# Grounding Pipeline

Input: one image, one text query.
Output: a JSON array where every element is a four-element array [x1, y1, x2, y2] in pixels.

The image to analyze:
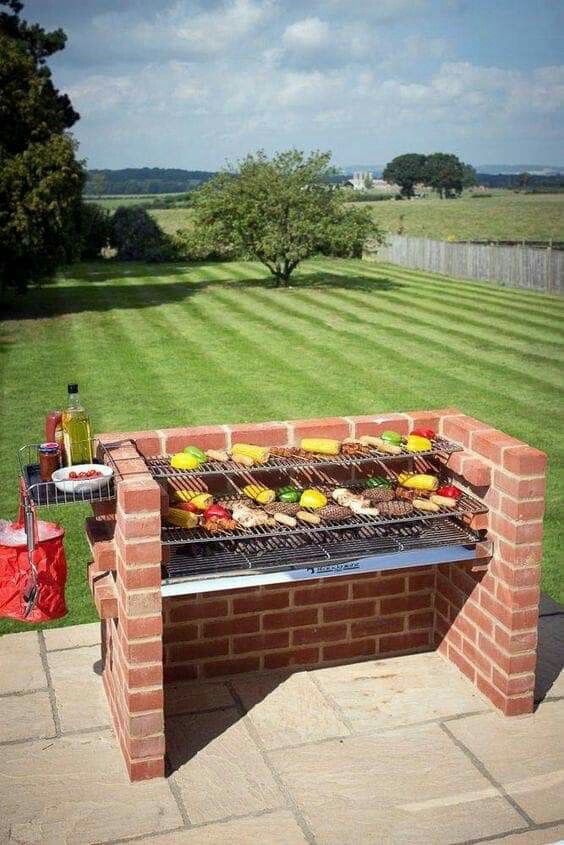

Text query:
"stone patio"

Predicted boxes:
[[0, 596, 562, 845]]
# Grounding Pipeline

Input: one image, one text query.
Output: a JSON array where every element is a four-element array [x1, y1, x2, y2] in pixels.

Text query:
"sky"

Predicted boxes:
[[22, 0, 564, 170]]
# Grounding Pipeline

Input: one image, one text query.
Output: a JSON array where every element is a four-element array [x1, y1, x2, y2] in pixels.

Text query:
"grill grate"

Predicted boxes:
[[146, 435, 461, 481], [163, 517, 481, 580]]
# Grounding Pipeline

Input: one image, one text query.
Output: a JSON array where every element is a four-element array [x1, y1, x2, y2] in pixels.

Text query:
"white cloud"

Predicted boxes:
[[283, 17, 330, 50]]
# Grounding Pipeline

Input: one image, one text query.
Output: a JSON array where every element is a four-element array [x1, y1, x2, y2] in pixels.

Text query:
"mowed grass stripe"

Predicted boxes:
[[312, 260, 564, 342], [224, 261, 564, 399], [247, 284, 559, 420], [317, 286, 564, 393], [337, 259, 564, 321]]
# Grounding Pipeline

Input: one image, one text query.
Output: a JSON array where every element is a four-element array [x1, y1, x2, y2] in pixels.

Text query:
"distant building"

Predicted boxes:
[[350, 171, 373, 190]]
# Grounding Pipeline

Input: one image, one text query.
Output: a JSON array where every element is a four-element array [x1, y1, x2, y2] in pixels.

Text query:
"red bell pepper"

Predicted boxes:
[[412, 427, 435, 439], [436, 484, 461, 500], [204, 504, 231, 520]]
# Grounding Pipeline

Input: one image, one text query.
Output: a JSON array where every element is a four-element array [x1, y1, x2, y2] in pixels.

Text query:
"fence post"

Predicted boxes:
[[546, 240, 553, 293]]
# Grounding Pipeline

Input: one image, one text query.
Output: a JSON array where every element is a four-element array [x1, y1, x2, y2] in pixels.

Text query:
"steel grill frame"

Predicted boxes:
[[145, 435, 487, 584]]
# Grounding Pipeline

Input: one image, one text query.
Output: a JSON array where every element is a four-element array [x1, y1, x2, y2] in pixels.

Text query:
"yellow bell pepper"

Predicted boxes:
[[398, 473, 438, 491], [299, 488, 328, 509], [406, 434, 433, 453], [243, 484, 276, 504], [170, 452, 201, 470]]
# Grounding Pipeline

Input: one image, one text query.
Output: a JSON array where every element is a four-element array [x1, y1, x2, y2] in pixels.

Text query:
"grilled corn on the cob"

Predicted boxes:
[[300, 438, 340, 456], [231, 443, 270, 464]]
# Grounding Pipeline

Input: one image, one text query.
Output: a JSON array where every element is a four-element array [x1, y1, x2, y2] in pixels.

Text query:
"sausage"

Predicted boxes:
[[296, 510, 321, 525], [273, 512, 297, 528]]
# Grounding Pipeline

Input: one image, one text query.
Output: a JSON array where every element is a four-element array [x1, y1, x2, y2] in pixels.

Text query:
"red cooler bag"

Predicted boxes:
[[0, 497, 67, 623]]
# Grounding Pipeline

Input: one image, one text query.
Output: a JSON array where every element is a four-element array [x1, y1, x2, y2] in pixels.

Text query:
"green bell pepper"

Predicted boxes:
[[365, 475, 393, 489], [380, 431, 403, 446], [277, 485, 301, 503], [183, 445, 207, 462]]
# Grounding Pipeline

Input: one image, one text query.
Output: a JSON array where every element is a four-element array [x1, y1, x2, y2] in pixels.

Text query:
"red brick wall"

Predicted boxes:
[[434, 411, 546, 716], [162, 568, 436, 681], [91, 408, 546, 782]]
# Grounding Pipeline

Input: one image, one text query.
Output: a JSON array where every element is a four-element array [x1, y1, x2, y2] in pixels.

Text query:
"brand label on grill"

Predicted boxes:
[[307, 561, 362, 575]]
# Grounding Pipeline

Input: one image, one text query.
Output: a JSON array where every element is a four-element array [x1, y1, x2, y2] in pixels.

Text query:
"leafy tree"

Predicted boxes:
[[383, 154, 427, 197], [517, 171, 530, 191], [191, 149, 382, 286], [0, 0, 84, 293], [79, 203, 112, 259], [111, 206, 173, 261], [461, 163, 478, 189], [423, 153, 465, 198]]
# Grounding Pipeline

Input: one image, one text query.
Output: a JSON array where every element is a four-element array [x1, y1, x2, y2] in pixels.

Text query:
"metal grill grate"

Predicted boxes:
[[163, 517, 481, 581], [146, 435, 461, 481]]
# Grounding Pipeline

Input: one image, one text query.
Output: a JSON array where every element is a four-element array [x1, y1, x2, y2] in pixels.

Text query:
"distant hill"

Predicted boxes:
[[85, 167, 217, 196], [476, 164, 564, 175]]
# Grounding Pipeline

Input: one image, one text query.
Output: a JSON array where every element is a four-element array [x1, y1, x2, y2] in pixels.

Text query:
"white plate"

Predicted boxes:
[[51, 464, 113, 494]]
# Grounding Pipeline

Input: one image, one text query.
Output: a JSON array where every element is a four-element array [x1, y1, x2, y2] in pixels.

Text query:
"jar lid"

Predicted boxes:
[[39, 442, 60, 453]]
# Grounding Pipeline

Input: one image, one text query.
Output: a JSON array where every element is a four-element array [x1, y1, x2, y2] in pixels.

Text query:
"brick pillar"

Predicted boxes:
[[100, 444, 165, 781], [433, 411, 546, 716]]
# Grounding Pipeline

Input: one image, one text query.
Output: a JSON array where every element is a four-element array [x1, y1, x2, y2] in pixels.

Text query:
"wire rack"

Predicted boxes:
[[163, 518, 481, 580], [18, 441, 119, 507], [146, 435, 461, 481]]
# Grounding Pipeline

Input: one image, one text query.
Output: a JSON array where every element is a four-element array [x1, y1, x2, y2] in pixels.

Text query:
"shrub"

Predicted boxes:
[[111, 206, 175, 261], [172, 226, 237, 261], [79, 203, 112, 258]]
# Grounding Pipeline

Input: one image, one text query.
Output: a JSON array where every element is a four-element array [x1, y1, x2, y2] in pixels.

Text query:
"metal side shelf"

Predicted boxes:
[[18, 443, 117, 507], [161, 518, 485, 597]]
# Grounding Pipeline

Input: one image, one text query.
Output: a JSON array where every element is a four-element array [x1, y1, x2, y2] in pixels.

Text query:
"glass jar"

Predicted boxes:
[[39, 442, 61, 481]]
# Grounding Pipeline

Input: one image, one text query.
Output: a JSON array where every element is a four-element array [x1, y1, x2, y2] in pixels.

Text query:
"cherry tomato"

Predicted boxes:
[[69, 471, 77, 479]]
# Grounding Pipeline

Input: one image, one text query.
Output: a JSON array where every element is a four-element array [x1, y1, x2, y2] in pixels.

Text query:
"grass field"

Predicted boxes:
[[1, 257, 562, 635], [149, 192, 564, 243], [86, 193, 186, 210]]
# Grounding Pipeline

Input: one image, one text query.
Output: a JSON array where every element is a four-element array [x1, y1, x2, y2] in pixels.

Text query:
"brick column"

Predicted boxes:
[[432, 410, 546, 716], [98, 442, 165, 781]]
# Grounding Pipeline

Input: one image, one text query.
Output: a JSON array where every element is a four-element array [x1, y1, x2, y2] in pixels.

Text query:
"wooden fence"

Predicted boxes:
[[364, 235, 564, 294]]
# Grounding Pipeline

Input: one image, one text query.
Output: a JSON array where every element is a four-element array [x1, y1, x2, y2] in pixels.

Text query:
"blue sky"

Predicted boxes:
[[24, 0, 564, 169]]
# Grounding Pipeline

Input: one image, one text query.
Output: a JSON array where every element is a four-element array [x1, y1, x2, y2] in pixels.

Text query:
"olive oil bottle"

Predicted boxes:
[[62, 383, 93, 465]]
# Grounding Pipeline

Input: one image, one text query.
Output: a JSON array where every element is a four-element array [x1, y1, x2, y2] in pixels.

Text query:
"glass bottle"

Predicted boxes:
[[62, 383, 93, 465]]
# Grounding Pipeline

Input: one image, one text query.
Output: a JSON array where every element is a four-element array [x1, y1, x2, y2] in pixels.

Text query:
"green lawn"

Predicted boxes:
[[1, 257, 562, 634], [150, 192, 564, 242]]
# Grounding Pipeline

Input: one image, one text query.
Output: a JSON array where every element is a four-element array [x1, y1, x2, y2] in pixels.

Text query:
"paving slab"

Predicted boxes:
[[0, 631, 45, 694], [535, 613, 564, 701], [127, 809, 309, 844], [539, 594, 564, 616], [448, 700, 564, 825], [233, 671, 349, 750], [0, 730, 183, 844], [167, 707, 284, 824], [165, 680, 234, 715], [269, 722, 524, 844], [489, 825, 564, 844], [0, 690, 56, 743], [47, 644, 110, 732], [43, 622, 101, 651], [310, 652, 484, 733]]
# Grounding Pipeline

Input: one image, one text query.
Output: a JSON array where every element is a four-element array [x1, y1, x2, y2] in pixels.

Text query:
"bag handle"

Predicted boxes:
[[17, 478, 39, 545]]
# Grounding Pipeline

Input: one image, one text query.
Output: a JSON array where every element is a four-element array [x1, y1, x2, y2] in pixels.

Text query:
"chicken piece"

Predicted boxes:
[[232, 502, 270, 528]]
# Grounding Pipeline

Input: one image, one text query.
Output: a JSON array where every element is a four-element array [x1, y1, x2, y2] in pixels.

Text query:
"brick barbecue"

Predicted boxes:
[[84, 409, 546, 781]]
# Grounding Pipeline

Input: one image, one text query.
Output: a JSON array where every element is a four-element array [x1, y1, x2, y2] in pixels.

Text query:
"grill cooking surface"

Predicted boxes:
[[147, 435, 460, 480], [163, 518, 480, 581]]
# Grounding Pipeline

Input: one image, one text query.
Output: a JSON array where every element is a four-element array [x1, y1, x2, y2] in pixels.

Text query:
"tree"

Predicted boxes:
[[423, 153, 465, 198], [191, 149, 382, 286], [383, 154, 427, 197], [517, 171, 530, 191], [111, 206, 173, 261], [0, 0, 84, 293], [461, 162, 478, 189]]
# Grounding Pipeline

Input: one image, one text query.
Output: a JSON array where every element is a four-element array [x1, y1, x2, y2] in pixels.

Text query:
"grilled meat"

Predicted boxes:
[[264, 502, 301, 515], [364, 487, 395, 503], [203, 516, 237, 533], [318, 505, 352, 522], [378, 500, 414, 517]]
